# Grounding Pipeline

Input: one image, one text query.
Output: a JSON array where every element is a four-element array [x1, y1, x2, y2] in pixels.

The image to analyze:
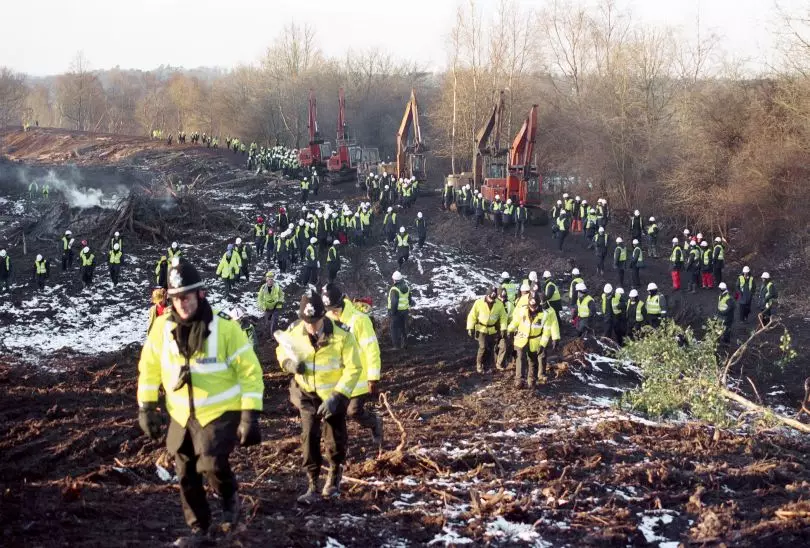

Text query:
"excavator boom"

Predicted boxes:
[[473, 90, 506, 187], [394, 89, 427, 181]]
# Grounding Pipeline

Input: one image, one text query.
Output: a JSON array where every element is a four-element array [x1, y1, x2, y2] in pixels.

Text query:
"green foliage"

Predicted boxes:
[[776, 331, 798, 368], [617, 319, 731, 426]]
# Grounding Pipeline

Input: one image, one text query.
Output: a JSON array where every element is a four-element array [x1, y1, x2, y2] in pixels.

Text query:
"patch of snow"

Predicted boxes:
[[427, 527, 474, 546], [637, 510, 678, 544], [156, 464, 176, 482], [485, 517, 549, 545], [324, 537, 346, 548]]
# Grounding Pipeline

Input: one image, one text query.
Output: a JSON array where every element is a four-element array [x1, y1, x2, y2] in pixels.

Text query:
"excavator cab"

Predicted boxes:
[[410, 153, 426, 181]]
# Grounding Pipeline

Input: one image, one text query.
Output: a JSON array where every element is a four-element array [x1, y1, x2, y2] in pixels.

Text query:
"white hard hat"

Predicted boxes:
[[582, 199, 588, 205], [417, 212, 423, 218], [647, 282, 657, 291], [615, 287, 625, 295], [0, 250, 5, 257], [575, 195, 580, 201], [65, 230, 72, 235], [501, 271, 509, 279], [399, 226, 405, 233], [171, 241, 178, 248], [649, 217, 655, 222], [495, 194, 501, 200], [563, 193, 569, 198], [392, 271, 403, 281], [529, 271, 538, 282], [557, 200, 562, 205], [36, 254, 43, 261], [387, 207, 393, 212], [742, 266, 750, 274], [683, 229, 690, 235], [616, 237, 623, 244], [299, 219, 305, 226], [700, 241, 708, 247], [333, 240, 340, 245], [629, 289, 639, 298], [506, 199, 512, 205], [598, 227, 605, 233], [383, 171, 387, 176], [672, 237, 679, 244], [82, 246, 90, 254], [235, 237, 242, 245], [761, 272, 770, 279], [228, 307, 245, 321], [542, 270, 551, 278], [310, 237, 317, 244], [603, 283, 613, 294], [114, 231, 120, 237], [113, 243, 120, 250], [384, 185, 389, 190], [572, 268, 580, 276], [575, 282, 587, 292], [478, 193, 483, 198], [715, 237, 722, 243], [632, 239, 639, 245], [697, 232, 703, 239], [634, 210, 640, 216], [520, 282, 531, 292], [718, 282, 727, 290]]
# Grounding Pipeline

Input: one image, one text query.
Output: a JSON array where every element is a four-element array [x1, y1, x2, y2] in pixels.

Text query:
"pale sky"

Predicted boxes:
[[0, 0, 790, 75]]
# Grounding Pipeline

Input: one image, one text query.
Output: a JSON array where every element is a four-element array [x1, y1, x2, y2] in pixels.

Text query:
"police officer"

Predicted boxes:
[[275, 290, 362, 504], [108, 243, 122, 286], [257, 271, 285, 334], [137, 258, 263, 541], [574, 283, 597, 338], [717, 282, 735, 345], [388, 271, 413, 349], [735, 266, 755, 322], [415, 212, 427, 248], [613, 237, 627, 287], [466, 286, 508, 373]]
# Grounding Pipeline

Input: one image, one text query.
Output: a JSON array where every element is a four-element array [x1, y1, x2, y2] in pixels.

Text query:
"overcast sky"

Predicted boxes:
[[0, 0, 790, 75]]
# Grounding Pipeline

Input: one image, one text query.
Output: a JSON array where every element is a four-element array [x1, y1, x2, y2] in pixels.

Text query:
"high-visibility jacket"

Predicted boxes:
[[611, 293, 625, 316], [360, 211, 372, 227], [646, 294, 664, 316], [35, 258, 47, 274], [647, 223, 659, 237], [544, 281, 561, 303], [109, 250, 122, 264], [713, 244, 725, 262], [110, 237, 123, 252], [501, 282, 518, 303], [1, 255, 9, 274], [702, 248, 713, 267], [718, 293, 732, 314], [383, 212, 398, 227], [508, 308, 545, 352], [627, 300, 646, 323], [515, 206, 528, 223], [503, 204, 514, 218], [137, 311, 264, 427], [388, 282, 411, 312], [614, 245, 627, 264], [576, 294, 595, 318], [569, 277, 584, 301], [556, 216, 568, 232], [62, 236, 74, 251], [257, 283, 284, 311], [305, 244, 317, 266], [337, 299, 381, 397], [236, 244, 250, 261], [564, 198, 574, 211], [687, 247, 701, 270], [671, 245, 683, 267], [81, 253, 95, 267], [491, 200, 503, 212], [736, 275, 754, 304], [466, 298, 507, 335], [585, 212, 599, 230], [551, 205, 562, 218], [216, 252, 240, 279], [327, 245, 339, 263], [601, 293, 612, 316], [167, 247, 181, 259], [594, 232, 609, 249], [631, 246, 644, 267], [540, 307, 561, 347], [760, 281, 777, 309], [275, 318, 362, 401], [396, 233, 410, 248]]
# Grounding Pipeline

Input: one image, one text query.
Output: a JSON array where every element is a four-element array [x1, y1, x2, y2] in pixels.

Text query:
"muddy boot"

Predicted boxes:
[[297, 475, 321, 505], [476, 363, 484, 374], [322, 464, 343, 499], [220, 495, 241, 532], [173, 526, 211, 547], [514, 377, 524, 389], [371, 415, 384, 447]]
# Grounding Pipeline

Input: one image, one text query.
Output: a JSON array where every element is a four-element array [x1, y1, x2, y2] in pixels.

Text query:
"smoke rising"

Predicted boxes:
[[2, 164, 129, 209]]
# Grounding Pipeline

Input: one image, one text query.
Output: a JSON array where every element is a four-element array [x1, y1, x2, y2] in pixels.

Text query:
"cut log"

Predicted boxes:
[[721, 388, 810, 434]]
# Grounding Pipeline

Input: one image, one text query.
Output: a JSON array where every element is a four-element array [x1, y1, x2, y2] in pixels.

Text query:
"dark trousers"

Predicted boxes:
[[62, 250, 73, 271], [290, 380, 348, 477], [169, 413, 240, 530], [110, 264, 120, 285], [397, 249, 409, 267], [390, 312, 407, 349], [515, 347, 542, 384], [495, 335, 511, 370], [36, 274, 46, 289], [347, 394, 379, 431], [597, 252, 606, 273], [327, 263, 339, 283], [301, 190, 309, 203], [616, 266, 625, 287], [418, 235, 426, 248], [739, 302, 751, 322], [81, 266, 93, 287], [263, 309, 279, 334], [713, 263, 723, 285], [255, 238, 264, 256], [475, 332, 496, 370], [557, 231, 568, 250], [631, 267, 641, 288]]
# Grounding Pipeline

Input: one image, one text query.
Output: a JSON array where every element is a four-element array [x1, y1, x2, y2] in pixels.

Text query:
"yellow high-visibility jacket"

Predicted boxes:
[[466, 298, 507, 335], [336, 298, 381, 397], [540, 307, 561, 347], [276, 318, 362, 401], [508, 307, 545, 352], [216, 252, 241, 280], [137, 311, 264, 427]]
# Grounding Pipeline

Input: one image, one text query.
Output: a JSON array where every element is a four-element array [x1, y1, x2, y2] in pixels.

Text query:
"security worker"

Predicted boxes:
[[735, 266, 755, 322], [155, 255, 169, 288], [594, 227, 609, 275], [442, 180, 455, 210], [645, 282, 666, 328], [613, 237, 627, 287], [326, 240, 341, 282], [0, 249, 11, 292], [275, 290, 362, 504], [537, 296, 560, 381], [109, 243, 122, 286], [415, 212, 427, 248], [626, 289, 646, 337], [216, 244, 241, 295], [630, 209, 643, 241], [610, 287, 627, 345], [137, 258, 263, 540], [322, 284, 384, 446], [712, 237, 725, 285], [717, 282, 735, 345], [383, 207, 398, 243], [700, 240, 713, 288], [759, 272, 777, 326], [495, 288, 515, 370], [168, 241, 182, 260], [234, 238, 251, 282], [514, 201, 528, 237], [257, 271, 285, 334], [61, 230, 75, 271], [556, 210, 570, 250], [509, 296, 545, 388], [541, 271, 562, 315], [670, 237, 684, 290], [599, 284, 614, 338], [568, 268, 584, 304], [646, 217, 659, 258], [395, 227, 410, 267], [34, 254, 49, 289], [574, 283, 597, 338], [80, 246, 95, 289], [301, 237, 319, 285], [254, 216, 267, 257], [110, 231, 123, 254], [686, 241, 701, 293], [500, 272, 518, 304], [466, 287, 508, 373], [629, 239, 644, 288], [387, 271, 412, 349]]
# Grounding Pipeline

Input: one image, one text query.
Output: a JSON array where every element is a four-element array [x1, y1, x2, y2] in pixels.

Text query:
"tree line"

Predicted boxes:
[[3, 0, 810, 256]]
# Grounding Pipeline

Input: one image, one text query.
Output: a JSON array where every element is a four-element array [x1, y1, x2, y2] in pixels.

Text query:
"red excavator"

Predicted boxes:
[[326, 88, 360, 184], [480, 104, 545, 222], [298, 89, 330, 173], [380, 89, 427, 182]]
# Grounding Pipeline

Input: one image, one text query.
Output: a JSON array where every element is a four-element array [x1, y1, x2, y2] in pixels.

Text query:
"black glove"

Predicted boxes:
[[282, 359, 305, 374], [467, 329, 475, 338], [138, 402, 162, 440], [237, 410, 262, 447], [317, 392, 349, 418]]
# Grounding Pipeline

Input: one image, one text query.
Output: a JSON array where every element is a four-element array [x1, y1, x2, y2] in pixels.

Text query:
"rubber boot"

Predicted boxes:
[[322, 464, 343, 499], [174, 526, 211, 547], [371, 415, 384, 447], [221, 495, 241, 532], [297, 475, 321, 505]]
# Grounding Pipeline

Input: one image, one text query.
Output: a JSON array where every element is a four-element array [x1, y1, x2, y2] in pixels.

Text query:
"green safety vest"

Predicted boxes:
[[714, 244, 724, 262], [577, 295, 594, 318], [327, 246, 338, 262], [35, 259, 47, 274], [109, 250, 122, 264], [611, 293, 623, 315], [671, 245, 683, 263], [615, 246, 627, 262], [501, 282, 518, 302], [556, 217, 567, 231], [738, 275, 753, 292], [396, 233, 409, 247], [646, 294, 662, 315], [301, 180, 310, 190], [628, 300, 645, 322], [569, 277, 584, 300], [388, 285, 410, 311], [632, 247, 644, 266], [718, 293, 731, 313], [545, 281, 561, 302], [81, 253, 95, 267]]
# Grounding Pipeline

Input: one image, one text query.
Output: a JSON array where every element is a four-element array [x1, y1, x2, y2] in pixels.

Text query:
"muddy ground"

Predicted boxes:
[[2, 129, 810, 547]]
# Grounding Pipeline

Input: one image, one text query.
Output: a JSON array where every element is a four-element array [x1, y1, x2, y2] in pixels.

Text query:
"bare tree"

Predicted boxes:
[[0, 67, 27, 127]]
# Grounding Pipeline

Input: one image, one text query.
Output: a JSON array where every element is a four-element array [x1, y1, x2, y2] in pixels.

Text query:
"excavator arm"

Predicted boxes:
[[395, 89, 427, 180], [473, 90, 505, 187], [509, 104, 538, 181]]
